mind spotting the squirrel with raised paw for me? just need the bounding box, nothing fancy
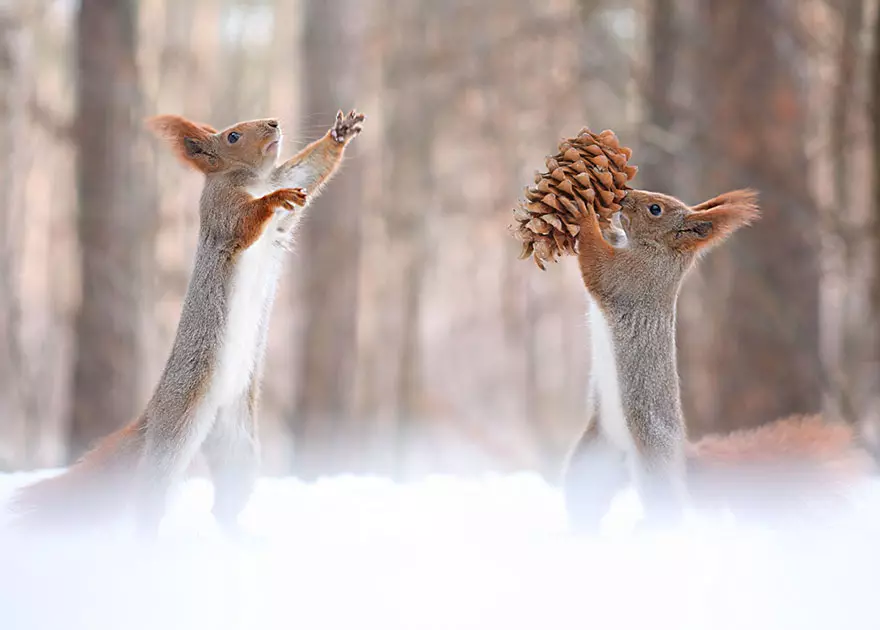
[10,109,366,540]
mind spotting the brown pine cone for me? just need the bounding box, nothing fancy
[512,128,638,269]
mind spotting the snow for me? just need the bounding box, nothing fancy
[2,471,880,630]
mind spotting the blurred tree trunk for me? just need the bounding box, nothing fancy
[352,0,431,477]
[831,0,864,215]
[70,0,153,459]
[0,7,27,466]
[824,0,867,426]
[875,3,880,223]
[386,96,429,474]
[685,0,822,434]
[377,1,430,477]
[290,0,364,478]
[640,0,676,192]
[873,1,880,409]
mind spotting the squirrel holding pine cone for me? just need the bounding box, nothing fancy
[513,127,878,531]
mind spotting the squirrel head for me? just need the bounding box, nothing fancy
[146,115,282,175]
[580,188,760,304]
[617,188,760,260]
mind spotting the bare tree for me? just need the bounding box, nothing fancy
[383,4,430,475]
[0,6,27,466]
[824,0,869,426]
[290,0,365,478]
[640,0,677,192]
[351,0,434,477]
[684,0,822,434]
[69,0,154,458]
[875,3,880,222]
[873,1,880,391]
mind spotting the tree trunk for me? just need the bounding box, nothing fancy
[875,4,880,225]
[640,0,677,192]
[374,1,431,477]
[824,0,867,426]
[0,7,27,467]
[70,0,153,459]
[686,0,822,434]
[290,0,364,478]
[873,1,880,415]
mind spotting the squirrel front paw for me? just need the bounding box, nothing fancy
[271,187,308,210]
[330,109,366,144]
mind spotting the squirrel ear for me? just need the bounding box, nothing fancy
[146,115,222,173]
[673,189,760,253]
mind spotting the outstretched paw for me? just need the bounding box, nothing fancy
[330,109,366,144]
[271,187,308,211]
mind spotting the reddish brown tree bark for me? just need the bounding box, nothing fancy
[687,0,822,434]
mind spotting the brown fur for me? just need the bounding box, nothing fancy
[145,115,280,175]
[9,110,366,539]
[233,187,308,252]
[688,415,872,472]
[686,415,876,520]
[10,417,146,529]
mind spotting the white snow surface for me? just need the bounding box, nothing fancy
[2,471,880,630]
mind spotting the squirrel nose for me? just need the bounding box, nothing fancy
[267,120,279,128]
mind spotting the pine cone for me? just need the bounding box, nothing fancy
[512,128,638,269]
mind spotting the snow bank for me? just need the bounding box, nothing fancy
[1,472,880,630]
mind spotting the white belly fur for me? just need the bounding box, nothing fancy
[587,296,633,452]
[210,211,286,405]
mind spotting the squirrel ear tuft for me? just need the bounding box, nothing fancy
[691,188,760,214]
[146,115,222,173]
[674,189,760,253]
[183,136,205,157]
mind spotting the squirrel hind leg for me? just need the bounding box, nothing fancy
[630,450,688,531]
[202,397,259,536]
[135,408,218,541]
[563,422,630,535]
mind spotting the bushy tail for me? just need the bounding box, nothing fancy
[8,417,146,532]
[685,414,877,520]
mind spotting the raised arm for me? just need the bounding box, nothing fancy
[576,202,617,294]
[230,187,308,252]
[270,110,365,195]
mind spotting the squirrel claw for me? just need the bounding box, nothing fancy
[331,109,366,144]
[273,187,308,211]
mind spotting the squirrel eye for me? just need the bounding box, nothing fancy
[227,131,241,144]
[648,203,662,216]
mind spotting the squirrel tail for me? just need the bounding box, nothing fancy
[7,416,146,533]
[685,414,877,520]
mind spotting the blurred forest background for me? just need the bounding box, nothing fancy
[0,0,878,480]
